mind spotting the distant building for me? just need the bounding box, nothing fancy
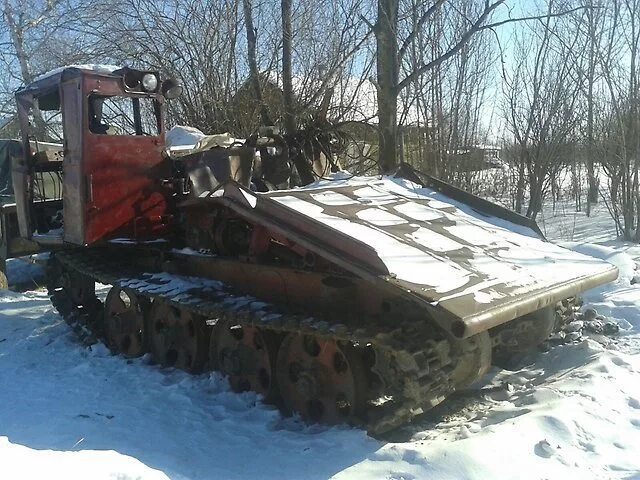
[444,145,503,171]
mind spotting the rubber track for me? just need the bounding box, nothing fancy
[49,247,479,435]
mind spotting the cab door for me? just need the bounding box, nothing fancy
[80,75,171,245]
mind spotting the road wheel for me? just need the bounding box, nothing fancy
[148,300,210,372]
[104,287,148,357]
[276,333,367,425]
[210,319,280,403]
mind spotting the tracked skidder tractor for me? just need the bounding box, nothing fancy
[0,65,618,434]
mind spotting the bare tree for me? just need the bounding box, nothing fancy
[243,0,272,126]
[404,0,497,187]
[584,0,600,213]
[1,0,105,137]
[596,0,640,240]
[371,0,506,173]
[501,3,584,219]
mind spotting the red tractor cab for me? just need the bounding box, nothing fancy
[12,66,181,247]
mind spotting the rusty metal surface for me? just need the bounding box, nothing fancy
[182,147,255,194]
[61,76,85,244]
[80,74,172,244]
[205,177,617,338]
[148,300,209,372]
[103,287,147,357]
[51,247,467,434]
[167,252,394,318]
[212,322,280,402]
[276,334,366,424]
[14,67,172,246]
[12,95,34,239]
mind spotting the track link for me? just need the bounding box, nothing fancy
[47,247,485,435]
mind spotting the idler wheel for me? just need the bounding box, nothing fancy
[210,320,280,403]
[490,306,556,368]
[450,331,492,389]
[276,333,367,425]
[104,287,148,357]
[148,301,209,372]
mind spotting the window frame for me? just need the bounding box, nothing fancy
[86,93,162,137]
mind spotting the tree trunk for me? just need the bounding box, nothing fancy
[586,0,598,215]
[515,148,526,214]
[3,0,51,139]
[281,0,314,185]
[243,0,272,126]
[281,0,296,135]
[375,0,400,173]
[4,0,33,85]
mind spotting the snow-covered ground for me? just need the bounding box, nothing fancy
[1,200,640,479]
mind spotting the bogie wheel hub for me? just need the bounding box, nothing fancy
[148,301,209,372]
[103,287,147,358]
[276,333,367,425]
[211,320,280,403]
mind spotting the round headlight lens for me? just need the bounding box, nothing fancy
[161,78,183,99]
[141,73,158,92]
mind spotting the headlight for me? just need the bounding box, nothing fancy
[161,78,183,99]
[141,73,158,92]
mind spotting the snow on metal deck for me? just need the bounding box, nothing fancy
[254,175,618,330]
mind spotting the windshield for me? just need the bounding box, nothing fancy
[88,94,160,136]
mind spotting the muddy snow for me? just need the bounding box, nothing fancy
[1,200,640,479]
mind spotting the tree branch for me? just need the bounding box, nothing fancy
[397,0,505,93]
[398,0,447,61]
[397,3,592,94]
[480,6,593,31]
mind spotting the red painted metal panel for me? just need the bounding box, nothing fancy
[81,75,171,244]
